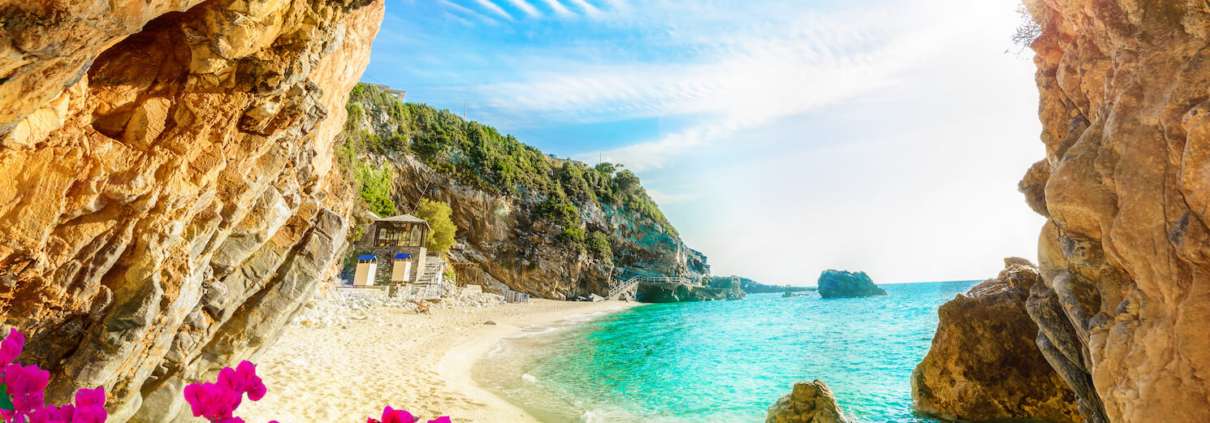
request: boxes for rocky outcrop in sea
[912,258,1080,422]
[817,270,886,298]
[635,277,744,303]
[1017,1,1210,421]
[765,380,849,423]
[0,0,383,419]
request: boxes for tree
[355,163,395,217]
[415,198,457,254]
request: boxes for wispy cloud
[441,0,500,25]
[473,0,514,20]
[540,0,574,17]
[505,0,542,18]
[453,0,999,170]
[564,0,601,18]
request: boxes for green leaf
[0,383,13,411]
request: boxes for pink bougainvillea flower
[427,417,452,423]
[27,403,74,423]
[217,360,266,402]
[5,362,50,413]
[0,328,26,366]
[371,406,416,423]
[183,382,242,421]
[71,387,107,423]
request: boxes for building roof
[375,214,430,227]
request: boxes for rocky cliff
[912,258,1080,422]
[1020,1,1210,421]
[338,84,710,299]
[0,0,383,420]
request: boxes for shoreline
[436,300,639,422]
[240,296,639,422]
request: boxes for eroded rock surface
[765,380,849,423]
[1018,1,1210,421]
[0,0,383,420]
[817,270,885,298]
[912,258,1080,422]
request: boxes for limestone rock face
[0,0,383,420]
[912,258,1080,422]
[765,380,849,423]
[1022,1,1210,421]
[817,270,885,298]
[342,86,711,300]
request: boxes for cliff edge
[0,0,383,420]
[1021,0,1210,421]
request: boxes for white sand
[240,299,638,422]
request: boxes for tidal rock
[817,270,886,298]
[1022,1,1210,421]
[0,0,384,420]
[912,258,1080,422]
[765,380,849,423]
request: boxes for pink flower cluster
[0,329,107,423]
[366,406,449,423]
[183,361,271,423]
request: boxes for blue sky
[363,0,1046,284]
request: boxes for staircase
[415,256,446,285]
[608,275,698,300]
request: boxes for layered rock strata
[912,258,1080,422]
[1020,0,1210,421]
[0,0,383,420]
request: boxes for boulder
[0,0,384,420]
[765,380,849,423]
[912,258,1080,422]
[817,270,886,298]
[1020,1,1210,421]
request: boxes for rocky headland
[817,270,886,298]
[635,277,745,303]
[339,84,711,300]
[0,0,383,419]
[912,258,1080,422]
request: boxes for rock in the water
[635,277,744,303]
[817,270,886,298]
[0,0,384,420]
[1021,1,1210,421]
[912,258,1080,422]
[766,380,849,423]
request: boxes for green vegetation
[354,162,395,216]
[339,83,678,254]
[414,198,457,254]
[588,230,613,262]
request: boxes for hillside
[337,84,709,299]
[711,276,817,294]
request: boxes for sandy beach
[240,295,638,422]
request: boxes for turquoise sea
[474,281,978,422]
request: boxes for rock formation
[817,270,885,298]
[635,277,744,303]
[765,380,849,423]
[912,258,1080,422]
[0,0,383,420]
[1018,1,1210,421]
[340,84,711,299]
